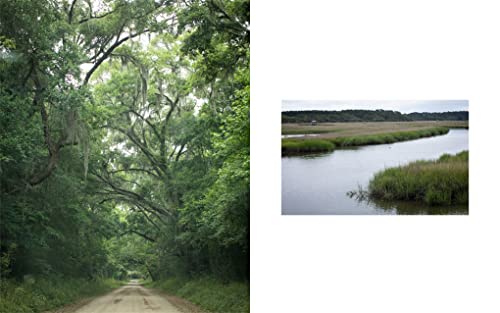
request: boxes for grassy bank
[282,120,468,136]
[282,127,450,155]
[147,277,249,313]
[282,138,336,154]
[369,151,468,205]
[0,277,122,313]
[331,127,449,147]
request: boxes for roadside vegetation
[368,151,468,205]
[282,127,450,155]
[0,278,121,313]
[147,277,250,313]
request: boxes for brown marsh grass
[282,121,468,138]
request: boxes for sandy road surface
[69,280,183,313]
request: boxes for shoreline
[282,126,459,155]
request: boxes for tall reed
[368,151,468,205]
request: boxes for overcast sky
[282,100,469,113]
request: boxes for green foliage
[282,109,469,123]
[148,277,249,313]
[0,278,121,313]
[193,69,249,278]
[369,151,469,205]
[179,0,249,85]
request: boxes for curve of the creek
[282,129,469,215]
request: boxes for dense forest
[282,110,469,123]
[1,0,249,312]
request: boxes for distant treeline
[282,110,469,123]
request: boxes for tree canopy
[1,0,249,284]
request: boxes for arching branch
[120,230,156,242]
[83,30,149,85]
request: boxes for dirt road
[66,281,187,313]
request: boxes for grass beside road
[147,277,249,313]
[282,127,450,155]
[368,151,468,205]
[0,277,122,313]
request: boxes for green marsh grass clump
[282,139,335,154]
[331,127,449,147]
[147,277,249,313]
[0,278,121,313]
[368,151,468,205]
[282,127,450,155]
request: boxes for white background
[250,0,500,312]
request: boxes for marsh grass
[282,127,450,155]
[331,127,449,147]
[368,151,468,206]
[282,128,343,135]
[282,121,468,137]
[282,138,335,154]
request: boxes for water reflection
[374,199,468,215]
[282,134,320,138]
[350,195,468,215]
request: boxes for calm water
[282,134,320,138]
[282,129,469,215]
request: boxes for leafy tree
[282,110,469,123]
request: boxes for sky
[281,100,469,113]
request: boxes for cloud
[281,100,469,113]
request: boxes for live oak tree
[1,0,175,187]
[91,0,250,280]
